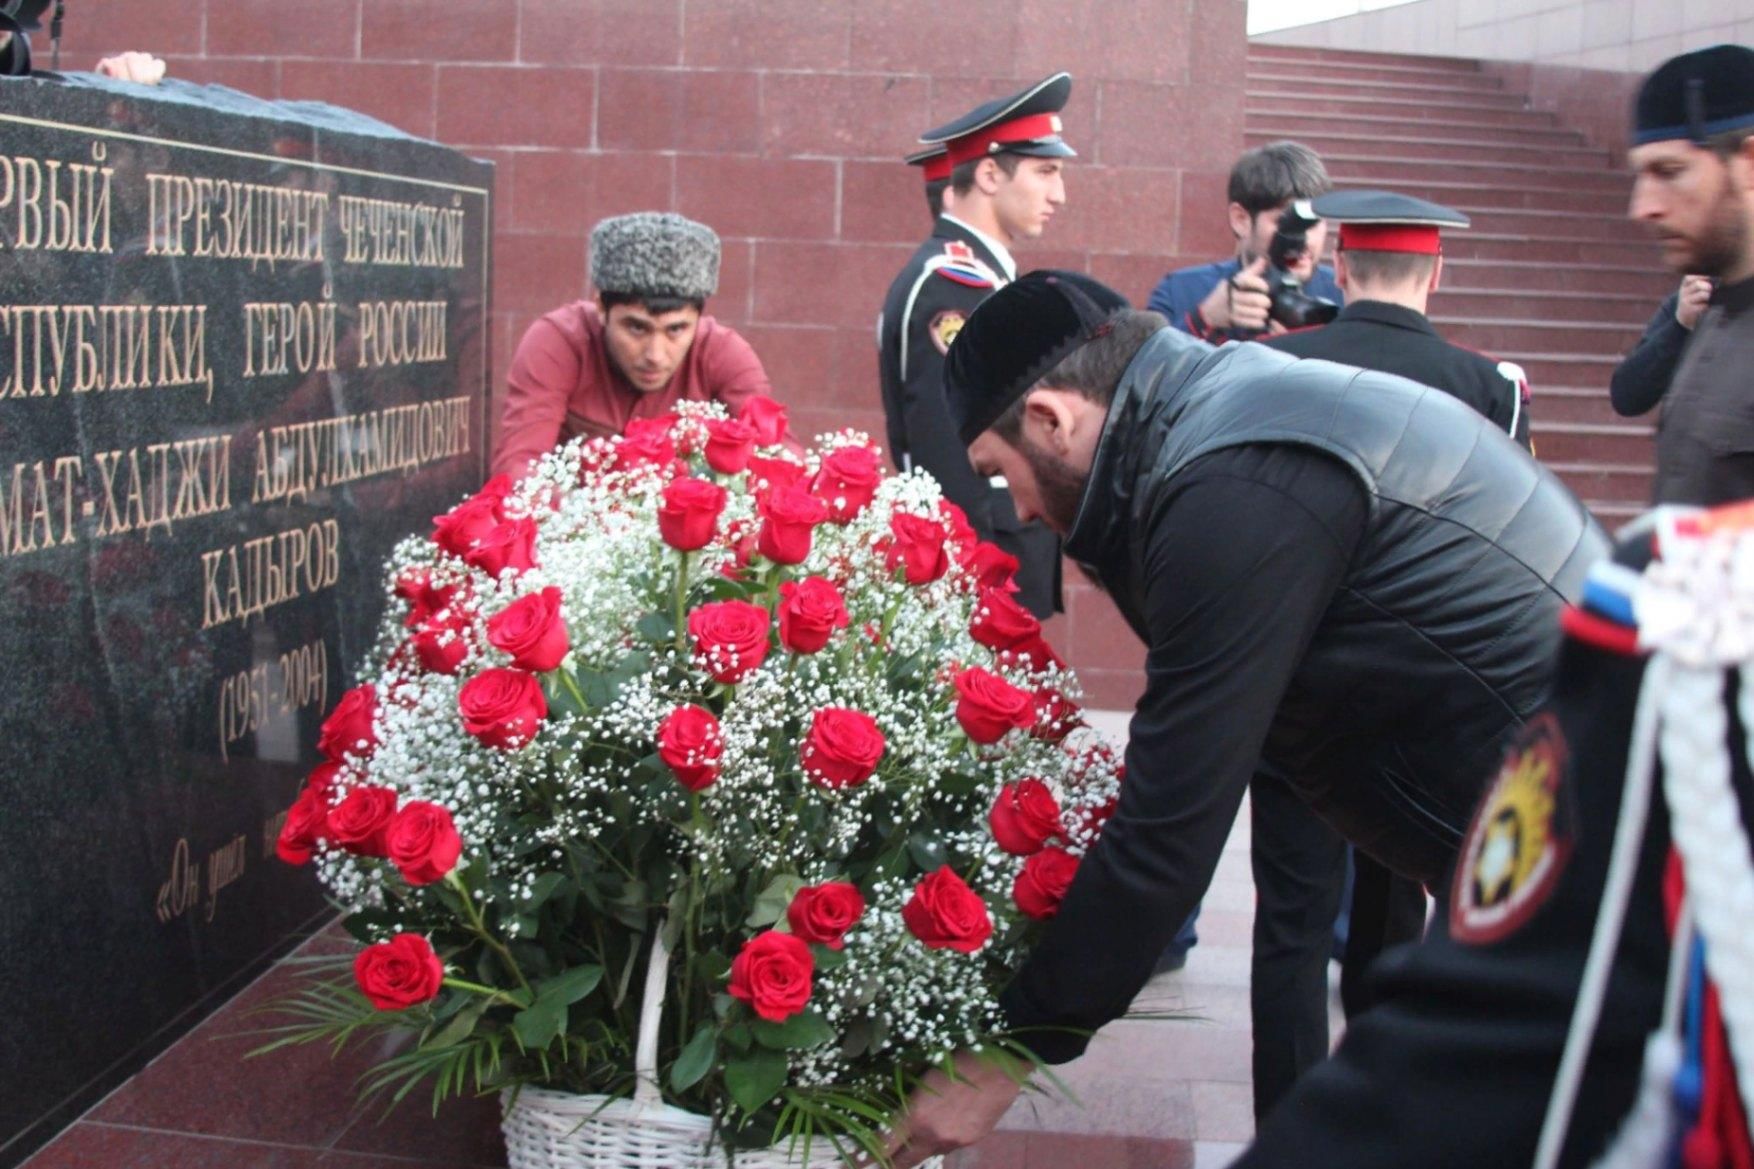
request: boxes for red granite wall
[61,0,1249,709]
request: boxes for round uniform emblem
[1450,713,1572,945]
[929,310,966,355]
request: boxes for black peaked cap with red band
[904,144,952,184]
[1312,189,1470,255]
[944,269,1129,445]
[919,72,1077,168]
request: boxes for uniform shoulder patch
[933,264,996,289]
[928,309,966,355]
[1451,713,1574,945]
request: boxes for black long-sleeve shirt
[1609,292,1688,417]
[1001,444,1368,1062]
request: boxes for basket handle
[633,925,671,1107]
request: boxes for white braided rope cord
[1659,663,1754,1132]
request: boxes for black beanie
[1633,43,1754,146]
[944,269,1129,445]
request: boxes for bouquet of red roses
[265,400,1120,1165]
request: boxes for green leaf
[670,1024,718,1093]
[511,996,568,1049]
[523,872,567,910]
[810,945,848,973]
[906,832,948,872]
[536,964,604,1006]
[508,913,538,940]
[635,612,675,645]
[426,995,491,1050]
[723,1021,754,1051]
[724,1047,789,1114]
[753,1010,836,1051]
[746,873,806,928]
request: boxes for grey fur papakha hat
[589,212,721,301]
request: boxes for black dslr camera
[1263,200,1339,330]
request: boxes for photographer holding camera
[1147,140,1342,340]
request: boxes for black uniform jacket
[999,327,1605,1063]
[1262,299,1532,449]
[1242,531,1743,1168]
[876,216,1060,616]
[1653,275,1754,505]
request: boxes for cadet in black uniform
[1264,189,1533,450]
[876,73,1074,618]
[1255,191,1534,1077]
[1237,508,1754,1168]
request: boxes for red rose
[740,396,790,447]
[476,473,515,505]
[1014,847,1080,920]
[656,704,724,792]
[811,446,882,523]
[885,513,950,585]
[777,577,850,655]
[617,418,677,468]
[970,586,1042,652]
[952,667,1038,744]
[901,867,993,953]
[386,800,464,886]
[432,496,501,558]
[458,667,548,749]
[1029,687,1080,743]
[487,587,570,671]
[704,417,758,475]
[961,541,1020,593]
[688,599,771,683]
[276,786,330,865]
[787,882,866,950]
[800,707,885,788]
[412,606,471,675]
[395,568,463,628]
[305,760,341,798]
[758,483,828,566]
[728,930,814,1022]
[318,684,378,761]
[747,455,805,497]
[354,933,445,1011]
[463,516,539,578]
[1003,635,1066,676]
[988,778,1064,856]
[657,477,727,552]
[326,784,399,857]
[939,501,977,553]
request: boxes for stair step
[1504,353,1625,388]
[1442,260,1674,297]
[1440,206,1647,239]
[1528,422,1655,464]
[1248,44,1491,71]
[1438,233,1663,265]
[1437,317,1646,352]
[1326,180,1627,214]
[1247,75,1525,104]
[1430,289,1658,324]
[1243,60,1515,88]
[1250,108,1589,144]
[1323,155,1633,192]
[1247,93,1562,128]
[1543,461,1654,503]
[1536,386,1648,425]
[1246,129,1608,165]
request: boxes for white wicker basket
[500,931,941,1169]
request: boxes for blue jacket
[1146,258,1343,340]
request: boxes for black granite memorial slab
[0,73,492,1167]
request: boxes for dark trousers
[1248,772,1427,1122]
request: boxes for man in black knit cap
[880,267,1605,1166]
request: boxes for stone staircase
[1247,43,1669,522]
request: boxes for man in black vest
[876,74,1073,618]
[882,270,1606,1167]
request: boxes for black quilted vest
[1065,328,1608,883]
